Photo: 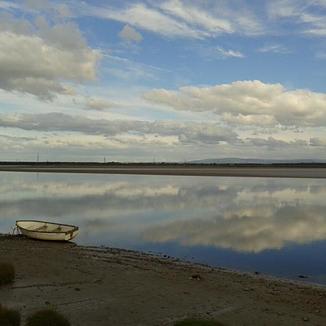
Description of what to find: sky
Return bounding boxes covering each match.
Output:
[1,0,326,162]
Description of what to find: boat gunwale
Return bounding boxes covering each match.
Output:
[16,219,79,234]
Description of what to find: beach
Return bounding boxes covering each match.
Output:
[0,236,325,325]
[1,164,326,178]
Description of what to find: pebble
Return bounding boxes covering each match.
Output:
[302,317,309,322]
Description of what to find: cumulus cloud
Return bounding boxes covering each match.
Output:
[223,113,277,126]
[144,80,326,127]
[0,13,100,100]
[0,12,33,34]
[0,112,238,145]
[119,24,143,42]
[244,137,309,149]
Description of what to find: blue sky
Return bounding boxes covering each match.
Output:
[0,0,326,161]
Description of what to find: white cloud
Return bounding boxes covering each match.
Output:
[159,0,234,34]
[103,54,169,82]
[85,1,263,39]
[0,12,33,34]
[24,0,50,10]
[56,4,71,18]
[267,0,301,19]
[19,0,72,18]
[310,137,326,146]
[244,136,309,149]
[0,13,100,100]
[144,80,326,127]
[84,98,122,111]
[0,112,238,145]
[301,12,326,36]
[234,11,264,36]
[216,47,245,58]
[0,1,19,10]
[223,113,277,126]
[89,3,205,39]
[119,24,143,42]
[258,44,290,54]
[267,0,326,36]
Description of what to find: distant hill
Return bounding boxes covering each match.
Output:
[188,158,326,164]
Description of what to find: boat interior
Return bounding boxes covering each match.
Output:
[17,221,76,233]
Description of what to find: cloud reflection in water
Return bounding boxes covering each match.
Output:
[0,173,325,255]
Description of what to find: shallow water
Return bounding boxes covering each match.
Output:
[1,172,326,285]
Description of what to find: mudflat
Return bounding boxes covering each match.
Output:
[1,164,326,178]
[0,236,325,325]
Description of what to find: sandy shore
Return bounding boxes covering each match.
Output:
[1,165,326,178]
[0,236,325,325]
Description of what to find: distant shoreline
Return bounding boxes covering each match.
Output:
[1,163,326,178]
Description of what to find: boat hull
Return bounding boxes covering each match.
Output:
[16,220,79,241]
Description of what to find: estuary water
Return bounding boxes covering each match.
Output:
[1,172,326,285]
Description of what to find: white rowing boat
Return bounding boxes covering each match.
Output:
[16,220,79,241]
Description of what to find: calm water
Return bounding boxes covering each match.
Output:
[1,172,326,285]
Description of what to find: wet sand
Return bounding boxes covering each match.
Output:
[1,165,326,178]
[0,236,325,325]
